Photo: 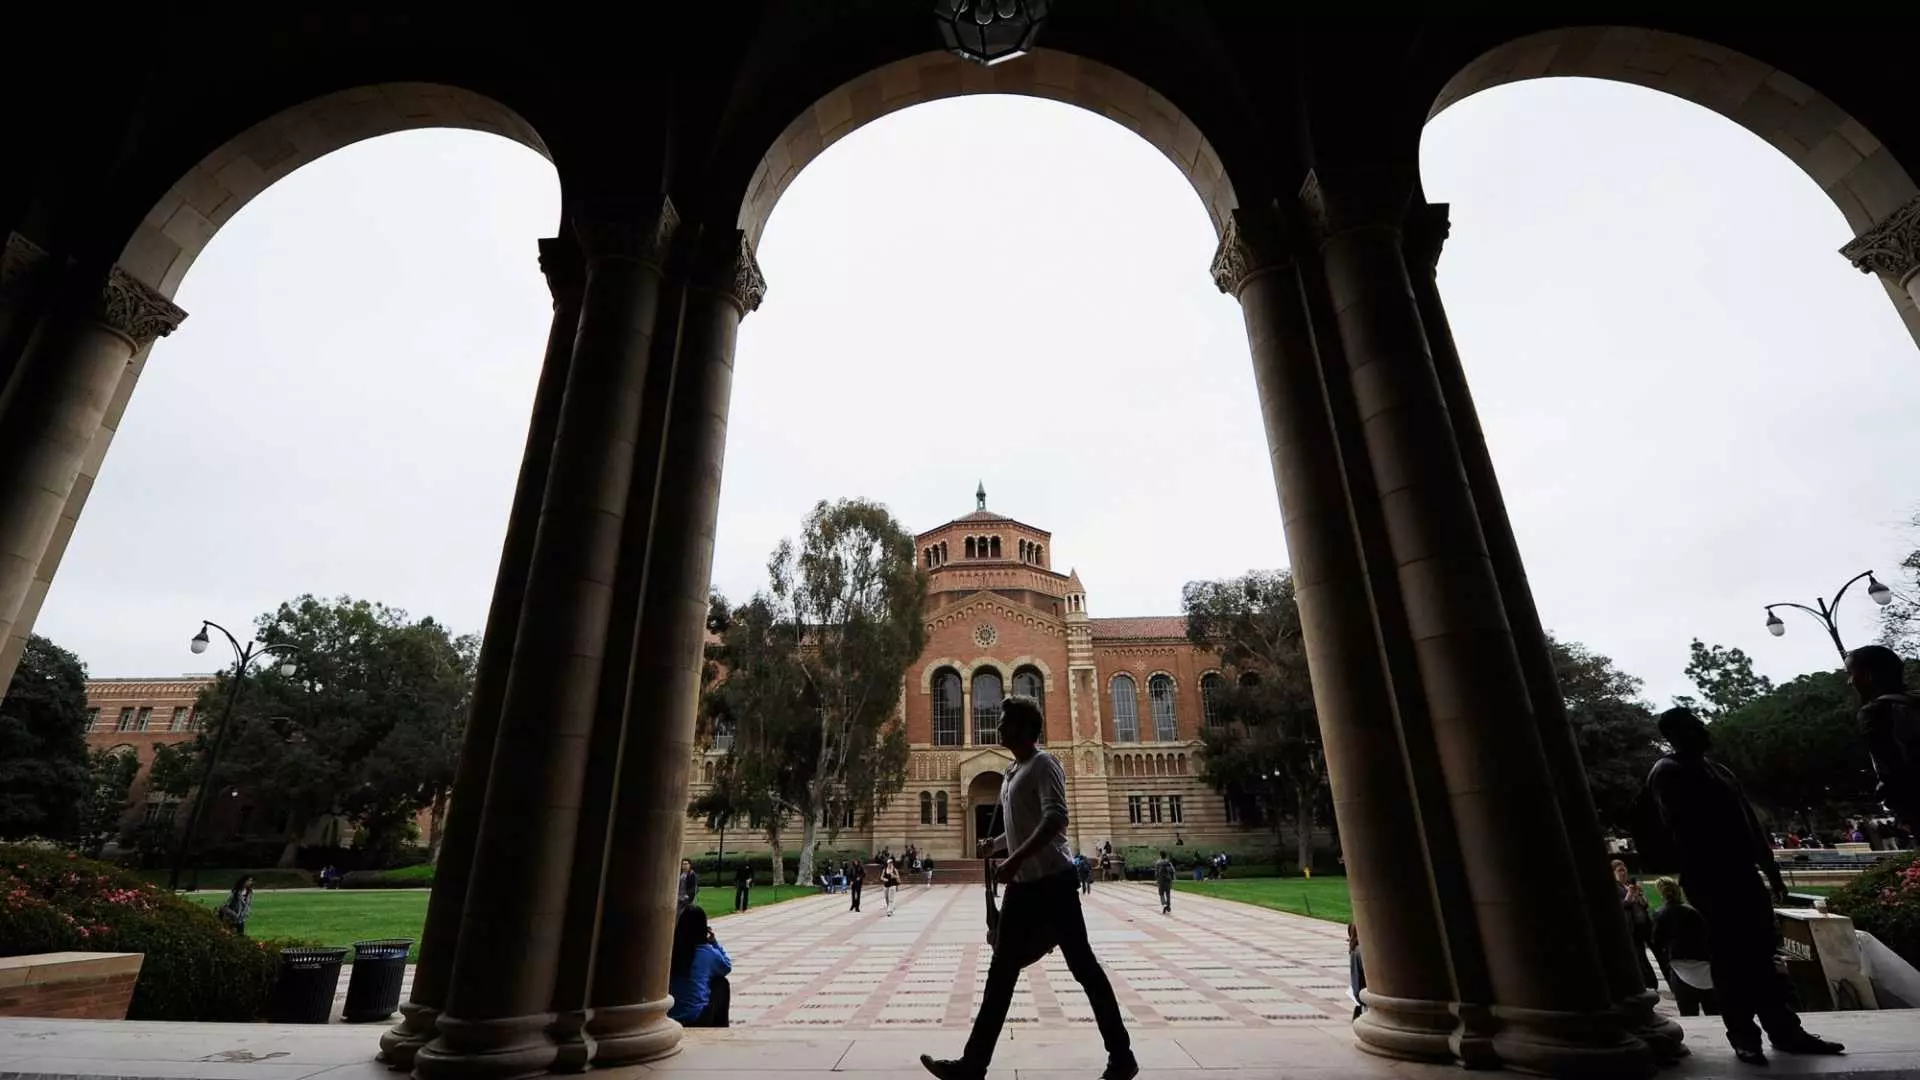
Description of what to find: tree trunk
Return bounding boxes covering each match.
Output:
[1296,786,1314,874]
[795,811,820,889]
[768,818,786,885]
[277,827,303,870]
[426,790,449,864]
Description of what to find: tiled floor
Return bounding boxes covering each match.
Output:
[715,883,1354,1030]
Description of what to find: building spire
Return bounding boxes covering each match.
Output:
[976,480,986,512]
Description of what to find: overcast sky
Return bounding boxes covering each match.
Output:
[36,78,1919,706]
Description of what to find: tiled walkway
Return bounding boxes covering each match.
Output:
[715,883,1354,1030]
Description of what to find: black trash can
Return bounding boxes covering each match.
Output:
[341,938,414,1023]
[268,946,348,1024]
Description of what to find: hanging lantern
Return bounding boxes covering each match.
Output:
[934,0,1050,66]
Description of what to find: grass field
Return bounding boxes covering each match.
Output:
[1168,876,1352,924]
[184,884,808,962]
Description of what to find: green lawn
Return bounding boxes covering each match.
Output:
[1169,876,1352,924]
[184,884,807,962]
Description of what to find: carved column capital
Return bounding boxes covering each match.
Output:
[573,195,680,270]
[537,235,585,308]
[1299,167,1416,240]
[2,233,52,305]
[1402,201,1451,275]
[1208,206,1294,297]
[1840,194,1920,286]
[95,267,187,348]
[689,230,766,315]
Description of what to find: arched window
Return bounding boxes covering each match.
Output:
[1012,665,1045,735]
[1110,674,1139,742]
[990,535,1001,558]
[920,791,933,825]
[932,668,963,747]
[965,536,976,559]
[1034,545,1043,565]
[936,790,949,825]
[940,541,947,563]
[1200,673,1225,729]
[702,760,714,784]
[1149,674,1178,741]
[972,669,1004,745]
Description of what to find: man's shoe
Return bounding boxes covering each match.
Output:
[1103,1053,1140,1080]
[1732,1045,1768,1066]
[919,1055,983,1080]
[1774,1033,1845,1055]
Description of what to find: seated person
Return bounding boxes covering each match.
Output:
[667,906,731,1028]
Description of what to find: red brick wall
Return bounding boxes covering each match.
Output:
[0,953,142,1019]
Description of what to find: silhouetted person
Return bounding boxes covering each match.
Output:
[1613,858,1657,989]
[734,862,753,913]
[1153,851,1175,914]
[1847,644,1919,829]
[921,695,1135,1080]
[1650,877,1716,1017]
[1648,707,1843,1065]
[677,858,700,916]
[848,855,866,913]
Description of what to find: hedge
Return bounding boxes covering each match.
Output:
[341,863,435,889]
[0,845,313,1020]
[687,849,870,886]
[1825,850,1920,969]
[132,867,314,891]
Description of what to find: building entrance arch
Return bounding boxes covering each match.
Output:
[966,769,1004,856]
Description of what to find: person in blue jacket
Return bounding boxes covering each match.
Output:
[667,906,732,1028]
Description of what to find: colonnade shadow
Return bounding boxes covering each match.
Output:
[2,10,1916,1079]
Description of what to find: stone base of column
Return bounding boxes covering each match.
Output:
[412,1012,556,1080]
[1450,1002,1499,1069]
[1352,991,1456,1064]
[587,997,682,1067]
[547,1009,596,1073]
[1618,990,1687,1062]
[1489,1003,1654,1078]
[377,1003,438,1070]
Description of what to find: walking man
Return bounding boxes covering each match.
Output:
[733,861,753,913]
[677,859,700,917]
[921,695,1136,1080]
[1153,851,1175,914]
[1647,708,1843,1065]
[848,855,866,913]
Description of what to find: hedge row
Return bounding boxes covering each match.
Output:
[1825,850,1920,969]
[340,863,435,889]
[0,845,313,1020]
[687,849,870,886]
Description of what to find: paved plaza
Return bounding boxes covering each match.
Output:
[716,883,1353,1031]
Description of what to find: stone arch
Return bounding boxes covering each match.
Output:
[738,50,1237,250]
[1006,654,1055,690]
[1428,26,1920,335]
[919,656,967,693]
[123,83,552,298]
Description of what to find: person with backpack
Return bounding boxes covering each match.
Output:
[1646,707,1843,1065]
[1848,645,1919,829]
[1152,851,1175,914]
[215,875,254,936]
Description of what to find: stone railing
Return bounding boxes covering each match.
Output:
[0,952,143,1019]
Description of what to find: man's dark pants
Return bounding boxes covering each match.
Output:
[1684,871,1805,1051]
[735,883,750,912]
[963,868,1130,1069]
[849,878,863,912]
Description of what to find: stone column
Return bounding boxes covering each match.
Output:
[380,236,584,1070]
[546,233,687,1072]
[1403,203,1686,1064]
[414,197,677,1080]
[0,265,184,679]
[589,227,761,1066]
[1301,168,1648,1077]
[1210,206,1455,1063]
[1841,193,1920,309]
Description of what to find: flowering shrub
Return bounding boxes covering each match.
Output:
[0,845,304,1020]
[1826,851,1920,970]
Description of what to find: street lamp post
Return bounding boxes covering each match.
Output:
[1763,570,1893,662]
[167,620,298,892]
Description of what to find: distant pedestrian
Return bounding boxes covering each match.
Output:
[1075,852,1092,895]
[734,862,753,913]
[849,857,867,912]
[677,858,700,916]
[1848,645,1919,830]
[1152,852,1175,913]
[924,855,936,886]
[1613,858,1658,989]
[215,875,254,936]
[1648,707,1843,1065]
[1347,922,1366,1021]
[883,857,902,916]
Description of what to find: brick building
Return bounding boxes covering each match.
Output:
[684,488,1264,862]
[82,675,215,836]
